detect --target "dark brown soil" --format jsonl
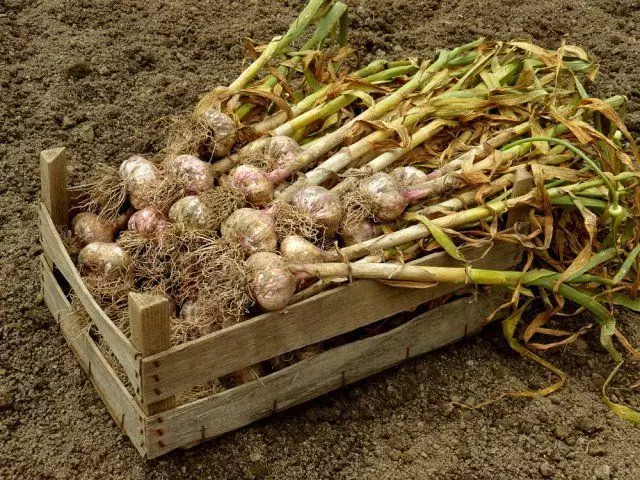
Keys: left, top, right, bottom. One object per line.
{"left": 2, "top": 0, "right": 640, "bottom": 478}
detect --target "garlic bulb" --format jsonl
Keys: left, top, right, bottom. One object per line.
{"left": 357, "top": 173, "right": 406, "bottom": 222}
{"left": 128, "top": 206, "right": 167, "bottom": 235}
{"left": 119, "top": 155, "right": 160, "bottom": 209}
{"left": 201, "top": 107, "right": 237, "bottom": 158}
{"left": 166, "top": 154, "right": 214, "bottom": 194}
{"left": 221, "top": 208, "right": 278, "bottom": 256}
{"left": 168, "top": 196, "right": 208, "bottom": 230}
{"left": 225, "top": 165, "right": 273, "bottom": 206}
{"left": 238, "top": 136, "right": 302, "bottom": 184}
{"left": 78, "top": 242, "right": 131, "bottom": 281}
{"left": 293, "top": 186, "right": 343, "bottom": 237}
{"left": 280, "top": 235, "right": 325, "bottom": 286}
{"left": 339, "top": 218, "right": 382, "bottom": 246}
{"left": 391, "top": 166, "right": 428, "bottom": 189}
{"left": 72, "top": 212, "right": 117, "bottom": 246}
{"left": 246, "top": 252, "right": 296, "bottom": 311}
{"left": 280, "top": 235, "right": 325, "bottom": 264}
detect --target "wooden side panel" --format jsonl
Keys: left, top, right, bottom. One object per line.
{"left": 40, "top": 256, "right": 147, "bottom": 457}
{"left": 38, "top": 202, "right": 140, "bottom": 390}
{"left": 145, "top": 290, "right": 503, "bottom": 458}
{"left": 142, "top": 242, "right": 522, "bottom": 403}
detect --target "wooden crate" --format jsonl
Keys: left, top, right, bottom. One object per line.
{"left": 38, "top": 147, "right": 525, "bottom": 459}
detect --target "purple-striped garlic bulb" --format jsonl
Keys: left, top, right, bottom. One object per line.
{"left": 293, "top": 186, "right": 343, "bottom": 237}
{"left": 221, "top": 208, "right": 278, "bottom": 256}
{"left": 246, "top": 252, "right": 296, "bottom": 311}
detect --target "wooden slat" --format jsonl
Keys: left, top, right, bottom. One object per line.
{"left": 40, "top": 148, "right": 69, "bottom": 228}
{"left": 40, "top": 256, "right": 147, "bottom": 457}
{"left": 128, "top": 293, "right": 176, "bottom": 415}
{"left": 38, "top": 202, "right": 140, "bottom": 389}
{"left": 142, "top": 242, "right": 522, "bottom": 403}
{"left": 145, "top": 290, "right": 504, "bottom": 458}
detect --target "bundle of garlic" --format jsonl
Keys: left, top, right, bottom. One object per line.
{"left": 67, "top": 0, "right": 640, "bottom": 420}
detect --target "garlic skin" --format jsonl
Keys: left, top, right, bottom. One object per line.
{"left": 293, "top": 186, "right": 343, "bottom": 237}
{"left": 339, "top": 218, "right": 382, "bottom": 246}
{"left": 225, "top": 165, "right": 273, "bottom": 206}
{"left": 246, "top": 252, "right": 296, "bottom": 311}
{"left": 391, "top": 166, "right": 430, "bottom": 202}
{"left": 72, "top": 212, "right": 117, "bottom": 246}
{"left": 239, "top": 136, "right": 302, "bottom": 184}
{"left": 241, "top": 136, "right": 301, "bottom": 168}
{"left": 267, "top": 136, "right": 302, "bottom": 172}
{"left": 119, "top": 155, "right": 160, "bottom": 209}
{"left": 280, "top": 235, "right": 325, "bottom": 286}
{"left": 201, "top": 108, "right": 237, "bottom": 158}
{"left": 358, "top": 173, "right": 407, "bottom": 222}
{"left": 166, "top": 154, "right": 214, "bottom": 195}
{"left": 391, "top": 166, "right": 428, "bottom": 189}
{"left": 119, "top": 155, "right": 150, "bottom": 177}
{"left": 168, "top": 196, "right": 208, "bottom": 230}
{"left": 280, "top": 235, "right": 324, "bottom": 264}
{"left": 128, "top": 206, "right": 167, "bottom": 236}
{"left": 221, "top": 208, "right": 278, "bottom": 256}
{"left": 78, "top": 242, "right": 131, "bottom": 281}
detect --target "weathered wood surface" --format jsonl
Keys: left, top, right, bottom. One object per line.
{"left": 38, "top": 202, "right": 140, "bottom": 389}
{"left": 128, "top": 293, "right": 176, "bottom": 414}
{"left": 40, "top": 148, "right": 69, "bottom": 228}
{"left": 141, "top": 242, "right": 522, "bottom": 403}
{"left": 40, "top": 256, "right": 146, "bottom": 456}
{"left": 145, "top": 290, "right": 503, "bottom": 458}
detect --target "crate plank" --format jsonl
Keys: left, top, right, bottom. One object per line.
{"left": 145, "top": 290, "right": 503, "bottom": 458}
{"left": 39, "top": 202, "right": 141, "bottom": 390}
{"left": 141, "top": 242, "right": 521, "bottom": 403}
{"left": 40, "top": 256, "right": 147, "bottom": 456}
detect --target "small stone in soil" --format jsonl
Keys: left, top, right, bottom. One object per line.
{"left": 539, "top": 461, "right": 555, "bottom": 477}
{"left": 401, "top": 450, "right": 417, "bottom": 463}
{"left": 553, "top": 425, "right": 571, "bottom": 440}
{"left": 61, "top": 115, "right": 76, "bottom": 129}
{"left": 575, "top": 416, "right": 601, "bottom": 434}
{"left": 594, "top": 464, "right": 611, "bottom": 480}
{"left": 76, "top": 124, "right": 95, "bottom": 143}
{"left": 588, "top": 444, "right": 607, "bottom": 457}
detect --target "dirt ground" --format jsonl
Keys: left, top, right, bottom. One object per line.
{"left": 2, "top": 0, "right": 640, "bottom": 478}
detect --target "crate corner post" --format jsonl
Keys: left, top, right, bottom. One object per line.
{"left": 128, "top": 292, "right": 176, "bottom": 414}
{"left": 40, "top": 147, "right": 69, "bottom": 227}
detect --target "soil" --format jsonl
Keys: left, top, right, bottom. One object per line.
{"left": 1, "top": 0, "right": 640, "bottom": 478}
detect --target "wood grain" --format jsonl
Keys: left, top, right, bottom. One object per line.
{"left": 141, "top": 242, "right": 522, "bottom": 403}
{"left": 145, "top": 290, "right": 504, "bottom": 458}
{"left": 39, "top": 202, "right": 140, "bottom": 389}
{"left": 129, "top": 293, "right": 176, "bottom": 415}
{"left": 40, "top": 256, "right": 147, "bottom": 457}
{"left": 40, "top": 148, "right": 69, "bottom": 228}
